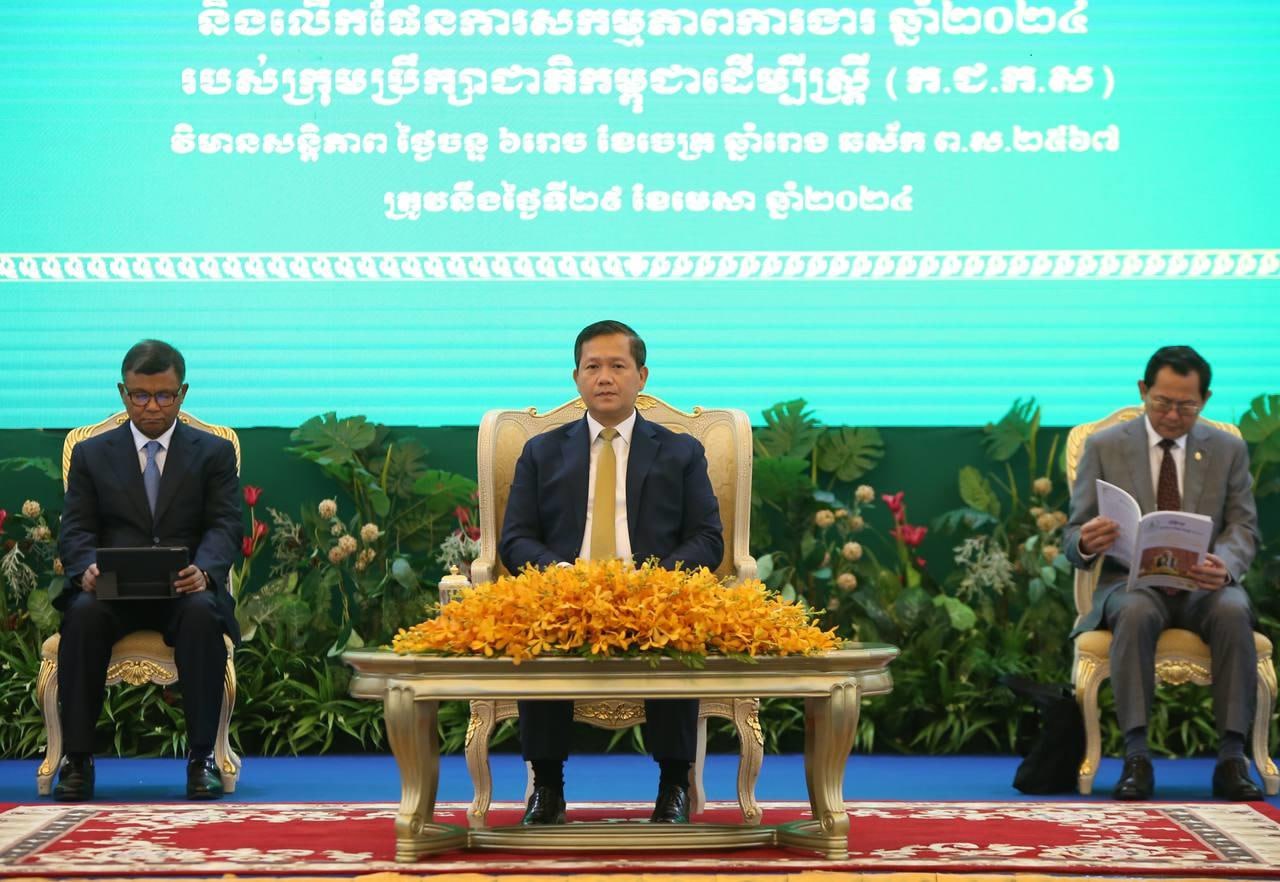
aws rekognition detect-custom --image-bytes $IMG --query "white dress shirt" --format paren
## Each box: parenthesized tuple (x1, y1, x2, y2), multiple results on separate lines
(578, 409, 636, 562)
(1144, 415, 1187, 501)
(129, 420, 177, 474)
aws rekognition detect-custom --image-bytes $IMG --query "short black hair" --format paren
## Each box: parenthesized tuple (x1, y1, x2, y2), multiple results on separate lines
(574, 320, 646, 368)
(1144, 345, 1211, 398)
(121, 339, 186, 383)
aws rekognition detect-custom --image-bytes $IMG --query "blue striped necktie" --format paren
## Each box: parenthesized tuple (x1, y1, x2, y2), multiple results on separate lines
(143, 440, 162, 515)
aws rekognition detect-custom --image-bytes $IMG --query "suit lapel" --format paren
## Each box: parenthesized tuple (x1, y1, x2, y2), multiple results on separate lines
(1182, 422, 1210, 513)
(1123, 417, 1157, 513)
(152, 421, 192, 526)
(561, 418, 590, 545)
(106, 423, 153, 527)
(626, 413, 659, 535)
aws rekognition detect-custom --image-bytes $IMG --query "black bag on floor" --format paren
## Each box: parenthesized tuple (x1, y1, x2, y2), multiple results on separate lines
(1002, 675, 1086, 795)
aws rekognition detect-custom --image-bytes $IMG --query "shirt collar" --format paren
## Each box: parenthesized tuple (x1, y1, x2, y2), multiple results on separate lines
(586, 409, 637, 446)
(1144, 414, 1187, 450)
(129, 419, 178, 452)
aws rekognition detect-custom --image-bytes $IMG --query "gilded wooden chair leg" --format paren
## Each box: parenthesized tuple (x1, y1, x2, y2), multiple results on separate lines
(35, 656, 61, 796)
(734, 697, 763, 825)
(687, 715, 709, 817)
(1074, 654, 1107, 795)
(465, 699, 497, 828)
(214, 657, 241, 793)
(1253, 656, 1279, 796)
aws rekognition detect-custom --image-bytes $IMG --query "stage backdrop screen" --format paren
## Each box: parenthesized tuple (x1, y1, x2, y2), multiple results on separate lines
(1, 1, 1277, 428)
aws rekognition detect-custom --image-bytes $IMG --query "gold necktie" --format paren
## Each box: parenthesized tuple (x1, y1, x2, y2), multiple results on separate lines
(590, 428, 619, 560)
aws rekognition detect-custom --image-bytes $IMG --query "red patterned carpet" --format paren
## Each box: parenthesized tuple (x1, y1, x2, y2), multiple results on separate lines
(3, 800, 1280, 877)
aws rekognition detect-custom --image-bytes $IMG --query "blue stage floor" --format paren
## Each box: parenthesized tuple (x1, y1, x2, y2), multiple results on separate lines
(3, 753, 1277, 805)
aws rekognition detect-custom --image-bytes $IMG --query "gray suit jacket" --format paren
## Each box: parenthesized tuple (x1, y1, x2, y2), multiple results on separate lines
(1064, 416, 1259, 637)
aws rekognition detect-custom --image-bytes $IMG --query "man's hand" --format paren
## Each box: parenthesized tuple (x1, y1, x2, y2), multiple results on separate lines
(173, 565, 208, 594)
(81, 563, 100, 592)
(1078, 516, 1120, 556)
(1190, 552, 1231, 591)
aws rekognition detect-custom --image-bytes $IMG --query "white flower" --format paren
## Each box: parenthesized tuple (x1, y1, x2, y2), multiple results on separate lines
(1033, 477, 1053, 497)
(841, 541, 863, 562)
(318, 499, 338, 519)
(338, 534, 358, 555)
(836, 572, 858, 591)
(814, 509, 835, 528)
(360, 523, 381, 544)
(1042, 544, 1060, 564)
(855, 485, 875, 504)
(31, 525, 51, 542)
(21, 500, 41, 519)
(848, 515, 865, 532)
(330, 522, 345, 536)
(328, 546, 347, 565)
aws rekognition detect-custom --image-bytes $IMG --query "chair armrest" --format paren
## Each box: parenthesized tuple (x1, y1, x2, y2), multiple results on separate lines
(732, 554, 758, 584)
(471, 554, 497, 586)
(1073, 556, 1103, 628)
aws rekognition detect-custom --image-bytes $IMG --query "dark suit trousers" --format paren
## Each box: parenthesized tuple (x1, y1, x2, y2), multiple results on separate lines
(1103, 584, 1256, 737)
(57, 590, 228, 754)
(518, 699, 699, 763)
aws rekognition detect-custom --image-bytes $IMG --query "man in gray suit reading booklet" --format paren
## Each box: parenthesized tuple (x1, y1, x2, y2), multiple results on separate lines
(1065, 345, 1261, 801)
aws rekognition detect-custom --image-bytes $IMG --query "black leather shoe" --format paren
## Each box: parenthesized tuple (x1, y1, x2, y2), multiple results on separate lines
(53, 755, 95, 802)
(649, 783, 690, 823)
(1113, 755, 1154, 800)
(186, 754, 224, 800)
(522, 785, 566, 825)
(1213, 758, 1264, 801)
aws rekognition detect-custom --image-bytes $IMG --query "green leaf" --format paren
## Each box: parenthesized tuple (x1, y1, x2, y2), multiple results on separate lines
(780, 584, 796, 602)
(957, 466, 1002, 517)
(27, 586, 57, 633)
(411, 470, 478, 515)
(894, 585, 930, 628)
(932, 507, 998, 534)
(751, 457, 812, 510)
(755, 553, 774, 582)
(755, 399, 821, 459)
(933, 595, 977, 631)
(1239, 394, 1280, 444)
(288, 413, 377, 466)
(390, 557, 419, 590)
(816, 427, 884, 482)
(982, 398, 1039, 462)
(0, 457, 61, 482)
(1039, 565, 1057, 586)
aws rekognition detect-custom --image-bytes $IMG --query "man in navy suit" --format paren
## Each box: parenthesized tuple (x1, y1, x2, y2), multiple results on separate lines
(54, 340, 242, 801)
(499, 320, 724, 825)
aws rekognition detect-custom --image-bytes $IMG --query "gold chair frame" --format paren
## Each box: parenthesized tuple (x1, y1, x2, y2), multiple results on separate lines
(459, 394, 762, 826)
(1066, 405, 1278, 795)
(35, 411, 242, 795)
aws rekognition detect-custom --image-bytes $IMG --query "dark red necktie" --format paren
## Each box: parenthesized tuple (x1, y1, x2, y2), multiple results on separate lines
(1157, 439, 1180, 511)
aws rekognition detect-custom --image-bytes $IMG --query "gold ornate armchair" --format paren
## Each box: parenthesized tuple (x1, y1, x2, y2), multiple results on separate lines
(35, 411, 242, 795)
(1067, 406, 1278, 795)
(457, 394, 761, 827)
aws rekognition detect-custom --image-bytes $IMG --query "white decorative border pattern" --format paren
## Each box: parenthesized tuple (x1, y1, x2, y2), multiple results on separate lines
(1, 250, 1278, 282)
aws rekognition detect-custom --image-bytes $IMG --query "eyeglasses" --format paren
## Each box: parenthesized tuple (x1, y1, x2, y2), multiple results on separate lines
(1146, 395, 1202, 416)
(123, 388, 182, 408)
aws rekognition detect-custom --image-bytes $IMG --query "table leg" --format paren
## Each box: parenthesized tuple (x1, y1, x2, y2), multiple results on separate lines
(384, 685, 463, 860)
(796, 680, 859, 859)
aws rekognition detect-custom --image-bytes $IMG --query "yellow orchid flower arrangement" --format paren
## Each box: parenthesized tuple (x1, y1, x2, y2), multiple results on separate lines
(392, 559, 838, 665)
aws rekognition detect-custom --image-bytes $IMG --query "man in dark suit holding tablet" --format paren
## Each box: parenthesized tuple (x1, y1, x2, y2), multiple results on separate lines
(54, 340, 242, 801)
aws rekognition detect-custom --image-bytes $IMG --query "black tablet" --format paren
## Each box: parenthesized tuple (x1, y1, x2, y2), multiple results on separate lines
(95, 547, 189, 600)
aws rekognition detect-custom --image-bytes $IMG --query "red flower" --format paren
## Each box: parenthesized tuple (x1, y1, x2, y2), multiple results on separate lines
(891, 524, 928, 548)
(243, 486, 263, 506)
(241, 537, 254, 558)
(466, 526, 481, 541)
(454, 505, 471, 525)
(881, 492, 906, 522)
(0, 508, 6, 533)
(254, 521, 269, 541)
(916, 557, 928, 568)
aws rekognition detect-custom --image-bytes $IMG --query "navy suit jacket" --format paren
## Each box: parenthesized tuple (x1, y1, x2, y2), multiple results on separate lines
(499, 413, 724, 574)
(57, 420, 244, 642)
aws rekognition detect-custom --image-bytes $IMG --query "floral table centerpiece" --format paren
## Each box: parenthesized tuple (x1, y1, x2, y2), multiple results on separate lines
(392, 559, 838, 664)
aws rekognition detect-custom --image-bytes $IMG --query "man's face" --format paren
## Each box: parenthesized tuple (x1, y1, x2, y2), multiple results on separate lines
(1139, 366, 1209, 440)
(119, 368, 187, 439)
(573, 333, 648, 426)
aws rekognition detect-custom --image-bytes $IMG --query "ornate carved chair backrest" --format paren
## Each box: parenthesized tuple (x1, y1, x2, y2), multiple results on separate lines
(1064, 405, 1241, 625)
(472, 394, 754, 584)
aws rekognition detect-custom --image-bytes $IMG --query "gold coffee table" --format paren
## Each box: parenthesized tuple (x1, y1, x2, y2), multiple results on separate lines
(344, 645, 897, 862)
